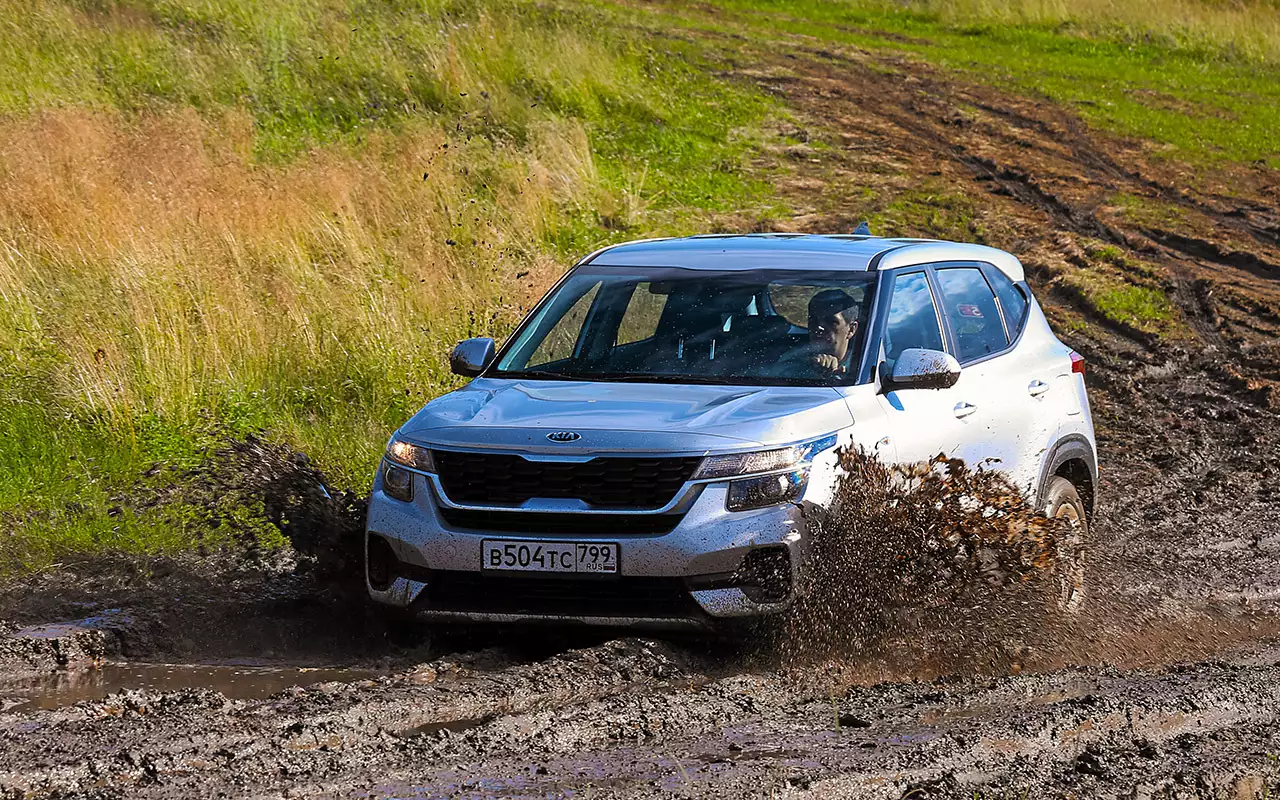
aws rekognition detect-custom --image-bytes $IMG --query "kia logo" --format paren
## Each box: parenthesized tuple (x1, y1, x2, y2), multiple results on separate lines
(546, 431, 581, 442)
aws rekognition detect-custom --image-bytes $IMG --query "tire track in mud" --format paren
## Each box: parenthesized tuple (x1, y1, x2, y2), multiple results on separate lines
(5, 639, 1280, 798)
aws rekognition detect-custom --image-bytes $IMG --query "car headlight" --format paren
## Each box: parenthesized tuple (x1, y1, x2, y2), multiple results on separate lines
(693, 445, 805, 481)
(727, 468, 809, 512)
(385, 434, 436, 473)
(382, 464, 414, 502)
(693, 434, 838, 512)
(693, 434, 836, 481)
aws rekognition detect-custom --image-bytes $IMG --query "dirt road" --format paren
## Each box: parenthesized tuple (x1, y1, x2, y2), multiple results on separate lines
(4, 15, 1280, 800)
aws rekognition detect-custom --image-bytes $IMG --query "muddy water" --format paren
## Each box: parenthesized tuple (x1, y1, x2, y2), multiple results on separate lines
(0, 662, 383, 713)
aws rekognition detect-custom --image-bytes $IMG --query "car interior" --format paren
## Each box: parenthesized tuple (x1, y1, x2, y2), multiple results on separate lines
(556, 279, 870, 381)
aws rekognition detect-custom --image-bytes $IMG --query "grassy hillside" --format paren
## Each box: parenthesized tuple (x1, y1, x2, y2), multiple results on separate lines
(1, 0, 1277, 572)
(644, 0, 1280, 166)
(0, 0, 783, 568)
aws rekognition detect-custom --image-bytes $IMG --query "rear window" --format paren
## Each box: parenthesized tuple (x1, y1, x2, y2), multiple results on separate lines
(988, 268, 1029, 337)
(935, 267, 1008, 363)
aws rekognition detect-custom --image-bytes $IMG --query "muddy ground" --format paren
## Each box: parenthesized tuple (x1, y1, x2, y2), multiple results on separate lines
(4, 13, 1280, 800)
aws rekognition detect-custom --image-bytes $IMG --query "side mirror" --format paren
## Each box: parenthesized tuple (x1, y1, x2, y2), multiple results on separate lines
(885, 348, 960, 391)
(449, 337, 496, 377)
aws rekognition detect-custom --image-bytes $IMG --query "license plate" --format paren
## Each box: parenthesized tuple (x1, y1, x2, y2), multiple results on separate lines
(482, 540, 619, 574)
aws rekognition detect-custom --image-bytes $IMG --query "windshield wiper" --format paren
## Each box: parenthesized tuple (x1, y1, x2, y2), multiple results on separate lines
(584, 373, 730, 384)
(498, 370, 749, 385)
(494, 370, 832, 386)
(497, 370, 587, 381)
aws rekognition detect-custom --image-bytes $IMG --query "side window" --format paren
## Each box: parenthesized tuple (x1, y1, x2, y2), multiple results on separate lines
(935, 268, 1008, 363)
(526, 282, 600, 367)
(987, 268, 1029, 337)
(883, 271, 944, 362)
(615, 283, 668, 346)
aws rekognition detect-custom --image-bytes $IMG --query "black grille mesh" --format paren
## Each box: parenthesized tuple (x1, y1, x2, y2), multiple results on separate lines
(433, 451, 702, 509)
(437, 508, 682, 535)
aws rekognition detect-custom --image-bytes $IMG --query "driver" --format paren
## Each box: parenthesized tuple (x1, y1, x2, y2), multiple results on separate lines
(802, 288, 860, 376)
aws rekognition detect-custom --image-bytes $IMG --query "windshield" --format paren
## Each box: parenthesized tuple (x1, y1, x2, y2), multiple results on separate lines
(492, 267, 877, 386)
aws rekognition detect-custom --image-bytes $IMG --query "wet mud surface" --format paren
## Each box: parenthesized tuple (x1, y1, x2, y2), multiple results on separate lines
(5, 12, 1280, 799)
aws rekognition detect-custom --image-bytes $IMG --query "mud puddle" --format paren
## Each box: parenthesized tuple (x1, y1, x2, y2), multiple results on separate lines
(0, 661, 384, 713)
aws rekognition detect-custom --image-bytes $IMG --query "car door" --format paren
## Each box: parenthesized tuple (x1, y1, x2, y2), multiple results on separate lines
(982, 265, 1061, 496)
(931, 264, 1055, 494)
(872, 270, 968, 467)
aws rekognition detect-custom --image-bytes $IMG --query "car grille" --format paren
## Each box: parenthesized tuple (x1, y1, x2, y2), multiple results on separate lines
(432, 451, 703, 509)
(436, 508, 684, 535)
(419, 571, 702, 618)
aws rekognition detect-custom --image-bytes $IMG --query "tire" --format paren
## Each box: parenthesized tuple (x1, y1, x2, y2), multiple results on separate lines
(368, 601, 430, 648)
(1041, 476, 1089, 615)
(709, 612, 791, 652)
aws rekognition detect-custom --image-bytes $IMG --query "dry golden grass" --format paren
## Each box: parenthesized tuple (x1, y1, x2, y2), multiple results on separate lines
(916, 0, 1280, 61)
(0, 110, 608, 466)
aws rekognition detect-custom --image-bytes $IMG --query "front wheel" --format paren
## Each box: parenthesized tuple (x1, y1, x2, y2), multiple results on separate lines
(367, 601, 431, 648)
(1041, 476, 1088, 615)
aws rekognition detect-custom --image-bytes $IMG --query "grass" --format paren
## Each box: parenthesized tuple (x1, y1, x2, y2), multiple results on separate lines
(0, 0, 785, 570)
(1059, 261, 1181, 337)
(1034, 237, 1183, 337)
(1108, 191, 1188, 230)
(1091, 284, 1177, 328)
(644, 0, 1280, 166)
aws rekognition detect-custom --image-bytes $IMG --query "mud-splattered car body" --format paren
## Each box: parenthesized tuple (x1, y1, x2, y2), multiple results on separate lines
(365, 234, 1096, 629)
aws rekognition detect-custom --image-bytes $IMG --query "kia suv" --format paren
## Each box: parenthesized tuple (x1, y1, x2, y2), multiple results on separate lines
(365, 234, 1096, 629)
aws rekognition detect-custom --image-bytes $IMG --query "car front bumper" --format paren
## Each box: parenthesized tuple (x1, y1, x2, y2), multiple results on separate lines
(364, 463, 812, 629)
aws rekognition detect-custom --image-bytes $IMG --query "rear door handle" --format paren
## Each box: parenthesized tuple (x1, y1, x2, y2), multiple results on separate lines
(1028, 379, 1050, 397)
(953, 401, 977, 419)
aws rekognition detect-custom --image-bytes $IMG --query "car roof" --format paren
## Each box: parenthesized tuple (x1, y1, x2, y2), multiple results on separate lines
(580, 233, 1025, 282)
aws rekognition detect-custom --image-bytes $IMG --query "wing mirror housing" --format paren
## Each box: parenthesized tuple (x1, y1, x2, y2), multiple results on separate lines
(449, 337, 496, 377)
(884, 348, 961, 391)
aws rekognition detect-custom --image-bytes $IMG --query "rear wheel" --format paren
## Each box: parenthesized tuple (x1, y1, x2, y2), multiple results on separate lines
(1041, 476, 1088, 615)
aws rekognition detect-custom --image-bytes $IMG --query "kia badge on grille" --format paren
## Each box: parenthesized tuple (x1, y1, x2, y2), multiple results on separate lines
(546, 431, 582, 442)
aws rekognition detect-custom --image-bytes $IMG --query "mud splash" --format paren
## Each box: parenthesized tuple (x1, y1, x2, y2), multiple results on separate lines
(119, 434, 367, 582)
(781, 448, 1069, 671)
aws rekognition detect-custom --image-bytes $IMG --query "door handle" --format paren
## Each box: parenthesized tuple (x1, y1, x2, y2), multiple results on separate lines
(1028, 379, 1050, 397)
(953, 401, 977, 419)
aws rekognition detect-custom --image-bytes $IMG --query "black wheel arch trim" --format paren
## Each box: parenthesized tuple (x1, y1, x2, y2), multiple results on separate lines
(1037, 434, 1097, 514)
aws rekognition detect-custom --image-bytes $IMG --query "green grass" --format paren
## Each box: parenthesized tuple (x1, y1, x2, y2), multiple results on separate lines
(643, 0, 1280, 166)
(1109, 191, 1188, 230)
(1060, 268, 1181, 336)
(0, 0, 786, 571)
(1092, 284, 1177, 327)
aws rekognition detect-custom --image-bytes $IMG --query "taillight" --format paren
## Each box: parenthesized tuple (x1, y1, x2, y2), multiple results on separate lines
(1070, 351, 1086, 375)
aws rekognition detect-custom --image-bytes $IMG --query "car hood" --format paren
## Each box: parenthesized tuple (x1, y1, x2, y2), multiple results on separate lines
(398, 378, 853, 455)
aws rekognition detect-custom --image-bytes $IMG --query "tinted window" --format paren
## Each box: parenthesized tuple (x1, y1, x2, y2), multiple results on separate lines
(935, 267, 1007, 362)
(883, 271, 944, 362)
(988, 268, 1029, 336)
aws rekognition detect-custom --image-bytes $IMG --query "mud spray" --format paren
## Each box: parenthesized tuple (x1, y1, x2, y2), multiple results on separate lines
(773, 447, 1075, 681)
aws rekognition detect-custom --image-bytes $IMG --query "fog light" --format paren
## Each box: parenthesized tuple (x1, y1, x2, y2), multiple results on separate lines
(726, 469, 807, 512)
(367, 535, 399, 591)
(383, 464, 414, 502)
(735, 547, 791, 603)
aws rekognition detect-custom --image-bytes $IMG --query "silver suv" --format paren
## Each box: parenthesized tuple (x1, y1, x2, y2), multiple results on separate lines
(365, 234, 1096, 629)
